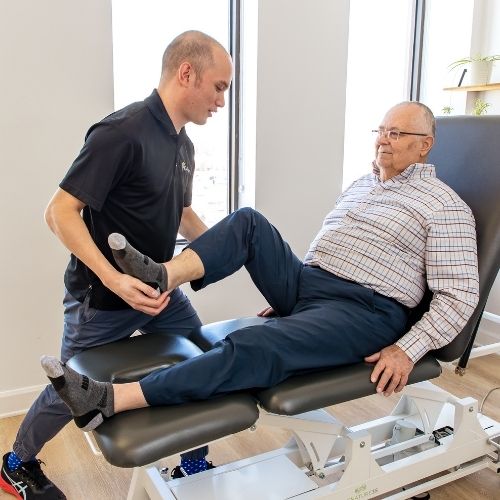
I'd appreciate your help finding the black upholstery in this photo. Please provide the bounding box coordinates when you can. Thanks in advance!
[428,116,500,363]
[69,334,204,383]
[84,395,259,468]
[68,115,500,467]
[67,334,259,467]
[257,356,440,415]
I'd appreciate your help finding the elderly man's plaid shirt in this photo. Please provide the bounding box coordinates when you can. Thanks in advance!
[304,163,479,362]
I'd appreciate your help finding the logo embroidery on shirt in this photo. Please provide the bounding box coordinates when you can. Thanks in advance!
[181,161,191,174]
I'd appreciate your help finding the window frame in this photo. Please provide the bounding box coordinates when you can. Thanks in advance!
[176,0,241,245]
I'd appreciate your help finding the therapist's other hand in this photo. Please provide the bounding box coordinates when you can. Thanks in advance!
[257,306,275,317]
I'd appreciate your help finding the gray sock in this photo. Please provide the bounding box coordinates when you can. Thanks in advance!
[40,355,114,432]
[108,233,168,292]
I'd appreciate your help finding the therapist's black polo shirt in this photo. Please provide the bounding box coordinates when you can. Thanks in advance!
[60,89,195,310]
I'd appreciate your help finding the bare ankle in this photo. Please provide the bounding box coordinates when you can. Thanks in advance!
[165,249,204,289]
[113,383,148,413]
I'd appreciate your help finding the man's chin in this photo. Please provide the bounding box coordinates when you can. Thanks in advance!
[193,117,208,126]
[376,157,391,169]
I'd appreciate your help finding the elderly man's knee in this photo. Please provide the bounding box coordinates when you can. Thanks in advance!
[233,206,257,220]
[232,207,269,227]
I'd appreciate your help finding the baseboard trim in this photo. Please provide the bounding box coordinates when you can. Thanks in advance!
[0,384,45,419]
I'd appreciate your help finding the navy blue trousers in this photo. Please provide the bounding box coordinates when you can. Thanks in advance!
[140,208,409,406]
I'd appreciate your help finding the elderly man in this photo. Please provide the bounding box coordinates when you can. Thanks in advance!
[40,102,479,434]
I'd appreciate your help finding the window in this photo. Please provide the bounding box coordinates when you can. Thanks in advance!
[343,0,414,188]
[419,0,474,116]
[236,0,258,210]
[111,0,232,228]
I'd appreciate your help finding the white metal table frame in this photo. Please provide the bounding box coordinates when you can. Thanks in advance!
[116,377,500,500]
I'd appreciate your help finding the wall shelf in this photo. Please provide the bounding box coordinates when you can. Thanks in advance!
[444,82,500,92]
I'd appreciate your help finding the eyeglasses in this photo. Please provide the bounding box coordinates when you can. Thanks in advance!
[372,129,429,141]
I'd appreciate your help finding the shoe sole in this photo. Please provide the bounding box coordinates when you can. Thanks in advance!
[0,471,23,499]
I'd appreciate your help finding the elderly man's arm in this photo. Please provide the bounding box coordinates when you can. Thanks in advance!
[366,202,479,396]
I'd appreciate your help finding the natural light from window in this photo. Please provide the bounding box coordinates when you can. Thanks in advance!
[111,0,230,228]
[419,0,474,116]
[343,0,413,188]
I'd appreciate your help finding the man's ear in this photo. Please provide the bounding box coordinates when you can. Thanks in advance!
[178,62,192,87]
[420,135,434,158]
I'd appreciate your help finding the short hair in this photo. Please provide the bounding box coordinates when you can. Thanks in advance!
[394,101,436,137]
[161,30,226,81]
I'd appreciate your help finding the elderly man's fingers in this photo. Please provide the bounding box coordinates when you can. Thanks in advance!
[365,351,381,363]
[394,374,409,393]
[375,367,394,393]
[383,375,401,396]
[369,356,384,383]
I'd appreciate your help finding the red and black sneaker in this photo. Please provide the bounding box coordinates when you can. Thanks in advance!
[0,453,66,499]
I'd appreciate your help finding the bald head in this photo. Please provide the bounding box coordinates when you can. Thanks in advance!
[375,101,436,181]
[161,30,228,83]
[390,101,436,137]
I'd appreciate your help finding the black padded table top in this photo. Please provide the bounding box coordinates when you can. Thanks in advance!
[257,355,441,415]
[68,317,441,467]
[68,332,260,467]
[86,394,259,467]
[68,333,204,383]
[191,317,442,414]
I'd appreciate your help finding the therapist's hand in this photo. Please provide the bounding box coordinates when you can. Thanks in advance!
[365,344,414,397]
[257,306,275,317]
[106,273,170,316]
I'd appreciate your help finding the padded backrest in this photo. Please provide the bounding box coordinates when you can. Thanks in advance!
[427,115,500,362]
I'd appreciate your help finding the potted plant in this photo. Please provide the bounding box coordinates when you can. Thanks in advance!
[449,54,500,85]
[472,98,490,116]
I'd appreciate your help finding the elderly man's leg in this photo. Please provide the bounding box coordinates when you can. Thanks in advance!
[186,208,302,316]
[140,267,409,406]
[110,208,303,317]
[41,274,409,428]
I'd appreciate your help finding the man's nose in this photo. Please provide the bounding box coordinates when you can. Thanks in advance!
[216,93,225,108]
[377,131,390,144]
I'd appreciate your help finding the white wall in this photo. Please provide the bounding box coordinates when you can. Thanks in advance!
[0,0,349,415]
[0,0,114,415]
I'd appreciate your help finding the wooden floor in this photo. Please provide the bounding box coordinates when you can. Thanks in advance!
[1,355,499,499]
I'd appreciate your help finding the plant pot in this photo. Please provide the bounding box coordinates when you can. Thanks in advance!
[468,60,493,85]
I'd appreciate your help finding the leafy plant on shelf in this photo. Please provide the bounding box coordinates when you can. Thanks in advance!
[441,106,453,115]
[472,98,490,116]
[448,54,500,71]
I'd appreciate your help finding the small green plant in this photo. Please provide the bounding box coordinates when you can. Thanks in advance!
[442,105,453,115]
[472,98,490,116]
[449,54,500,71]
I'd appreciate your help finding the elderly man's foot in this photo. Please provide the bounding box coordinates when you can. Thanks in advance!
[108,233,168,292]
[40,355,114,431]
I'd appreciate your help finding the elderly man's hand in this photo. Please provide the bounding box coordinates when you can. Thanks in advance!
[365,344,414,396]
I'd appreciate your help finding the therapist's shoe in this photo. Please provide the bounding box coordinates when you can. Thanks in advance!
[0,453,66,499]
